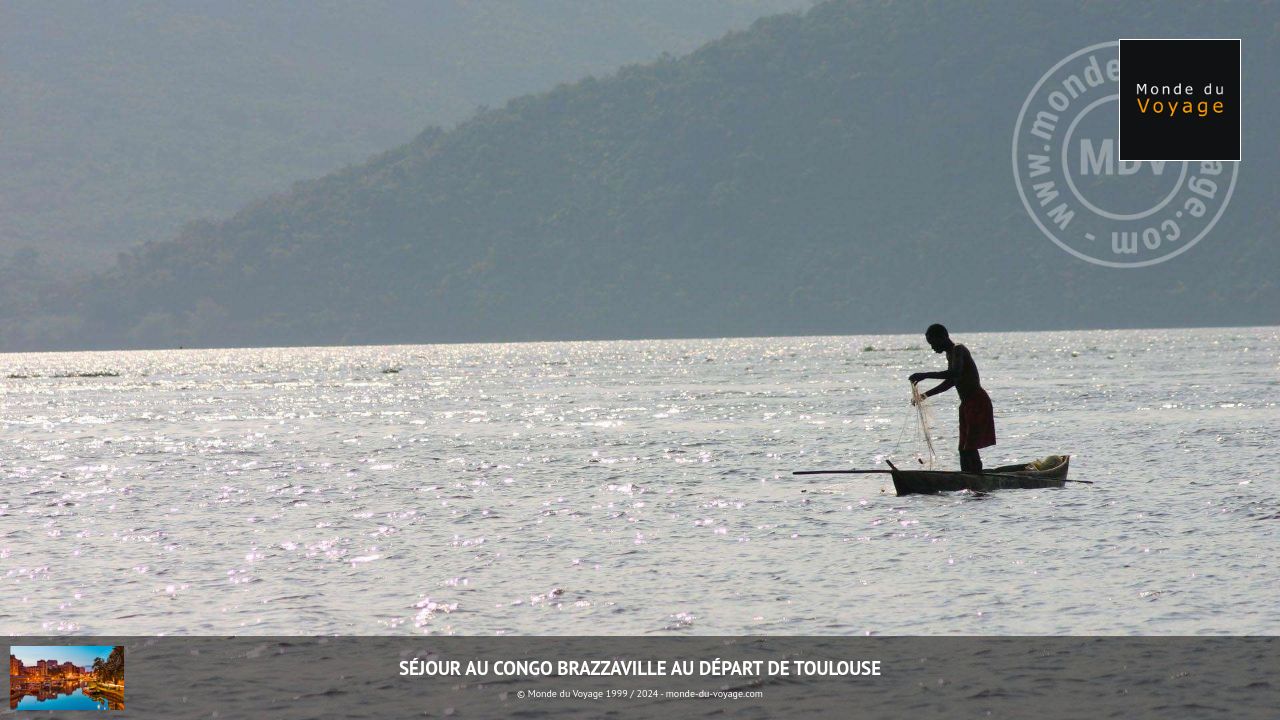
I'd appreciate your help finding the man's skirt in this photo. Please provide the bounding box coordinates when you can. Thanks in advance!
[958,388,996,450]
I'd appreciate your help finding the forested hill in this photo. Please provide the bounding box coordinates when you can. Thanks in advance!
[1,1,809,269]
[7,0,1278,350]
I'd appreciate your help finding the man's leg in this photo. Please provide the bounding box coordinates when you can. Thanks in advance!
[959,449,982,473]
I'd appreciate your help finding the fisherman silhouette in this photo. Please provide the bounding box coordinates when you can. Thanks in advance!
[908,324,995,472]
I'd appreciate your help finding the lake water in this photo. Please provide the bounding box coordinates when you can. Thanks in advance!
[11,686,109,711]
[1,327,1277,635]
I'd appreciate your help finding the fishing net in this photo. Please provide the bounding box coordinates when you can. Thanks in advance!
[910,382,937,470]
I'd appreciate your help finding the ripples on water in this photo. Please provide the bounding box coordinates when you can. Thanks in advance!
[1,328,1277,635]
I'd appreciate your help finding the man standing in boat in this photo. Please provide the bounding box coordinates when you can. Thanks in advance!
[908,324,996,473]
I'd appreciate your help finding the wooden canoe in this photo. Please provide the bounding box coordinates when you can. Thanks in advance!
[890,455,1070,495]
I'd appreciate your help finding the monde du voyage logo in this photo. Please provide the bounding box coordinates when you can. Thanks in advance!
[1012,41,1240,268]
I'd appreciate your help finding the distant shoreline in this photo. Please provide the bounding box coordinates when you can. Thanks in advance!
[0,322,1275,357]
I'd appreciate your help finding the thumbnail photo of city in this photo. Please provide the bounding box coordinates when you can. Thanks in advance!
[9,646,124,711]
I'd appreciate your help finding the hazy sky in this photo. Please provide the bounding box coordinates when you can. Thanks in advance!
[11,645,115,668]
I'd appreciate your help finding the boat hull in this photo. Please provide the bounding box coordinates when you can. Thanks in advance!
[891,456,1070,495]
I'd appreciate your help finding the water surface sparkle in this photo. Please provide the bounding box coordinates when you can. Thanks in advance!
[2,328,1277,634]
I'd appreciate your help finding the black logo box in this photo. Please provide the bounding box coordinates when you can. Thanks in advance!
[1119,38,1241,161]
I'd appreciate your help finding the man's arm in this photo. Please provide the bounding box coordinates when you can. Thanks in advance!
[910,348,965,397]
[923,378,954,398]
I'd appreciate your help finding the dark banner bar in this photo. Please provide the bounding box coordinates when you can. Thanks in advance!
[6,637,1277,718]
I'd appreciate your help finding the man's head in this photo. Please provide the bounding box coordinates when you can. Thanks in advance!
[925,323,950,353]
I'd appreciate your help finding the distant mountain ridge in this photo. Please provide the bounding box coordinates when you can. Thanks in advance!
[4,0,1277,350]
[0,1,809,269]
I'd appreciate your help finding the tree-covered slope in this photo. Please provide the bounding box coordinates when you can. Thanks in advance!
[7,0,1278,350]
[0,0,809,269]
